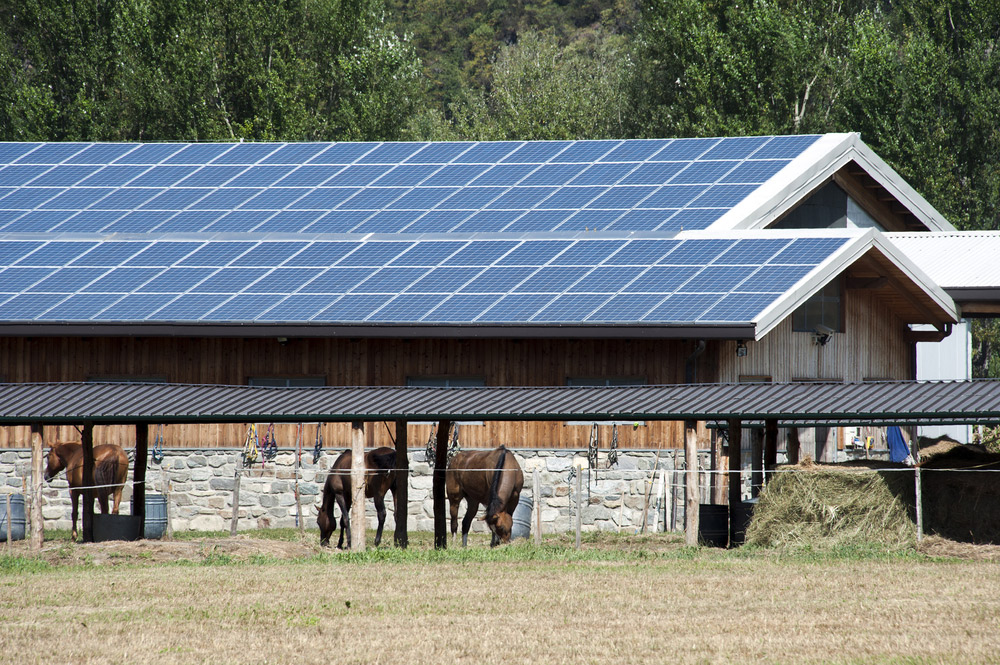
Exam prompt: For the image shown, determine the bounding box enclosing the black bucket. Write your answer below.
[698,504,729,547]
[511,494,532,540]
[730,500,757,547]
[93,514,142,542]
[131,493,168,540]
[0,495,25,541]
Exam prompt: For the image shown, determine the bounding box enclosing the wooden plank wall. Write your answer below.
[0,337,718,450]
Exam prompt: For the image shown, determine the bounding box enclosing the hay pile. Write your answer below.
[745,460,916,550]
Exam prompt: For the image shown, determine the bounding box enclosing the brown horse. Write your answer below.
[318,447,397,549]
[44,441,129,541]
[447,446,524,547]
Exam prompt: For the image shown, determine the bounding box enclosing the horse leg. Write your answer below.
[449,496,460,544]
[461,501,478,548]
[336,492,350,550]
[111,486,123,514]
[97,491,109,515]
[373,493,386,547]
[70,489,79,542]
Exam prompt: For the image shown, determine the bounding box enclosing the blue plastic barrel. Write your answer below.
[131,493,168,539]
[0,495,25,541]
[511,494,533,540]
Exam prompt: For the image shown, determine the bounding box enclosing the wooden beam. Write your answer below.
[845,276,888,290]
[684,420,699,547]
[832,170,908,231]
[350,420,365,552]
[393,420,409,549]
[81,422,95,543]
[904,329,952,343]
[134,424,148,538]
[764,419,778,481]
[29,423,44,553]
[787,427,800,465]
[728,419,742,547]
[433,420,452,550]
[751,428,763,499]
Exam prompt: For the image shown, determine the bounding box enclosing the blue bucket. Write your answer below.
[131,493,168,540]
[511,494,533,540]
[0,495,25,541]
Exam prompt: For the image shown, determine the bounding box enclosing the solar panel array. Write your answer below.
[0,136,819,235]
[0,136,851,327]
[0,236,849,324]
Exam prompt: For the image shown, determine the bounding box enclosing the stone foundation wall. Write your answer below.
[1,447,758,537]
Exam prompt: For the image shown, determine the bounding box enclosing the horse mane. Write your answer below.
[486,446,507,519]
[370,449,396,472]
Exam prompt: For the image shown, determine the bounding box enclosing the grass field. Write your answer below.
[1,531,999,664]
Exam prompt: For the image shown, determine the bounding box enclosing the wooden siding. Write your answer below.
[0,337,717,450]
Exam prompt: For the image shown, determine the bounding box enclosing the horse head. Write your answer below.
[485,511,513,544]
[43,446,66,482]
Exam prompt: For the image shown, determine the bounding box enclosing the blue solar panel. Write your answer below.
[2,210,74,232]
[691,184,757,207]
[295,187,363,209]
[533,294,608,321]
[557,209,619,231]
[248,210,320,233]
[454,142,522,164]
[0,293,67,318]
[443,241,518,266]
[501,142,572,163]
[605,209,675,231]
[91,188,163,210]
[210,143,281,165]
[552,240,626,265]
[661,240,735,265]
[190,188,262,210]
[699,292,776,321]
[140,187,208,210]
[78,165,147,187]
[752,135,820,159]
[70,243,150,266]
[600,139,672,163]
[585,186,656,209]
[260,143,328,164]
[471,164,537,186]
[159,211,228,232]
[661,208,727,230]
[389,241,464,266]
[124,242,202,267]
[324,165,391,186]
[519,164,587,186]
[15,242,96,266]
[41,187,116,210]
[514,266,589,292]
[128,166,198,187]
[373,164,438,186]
[15,143,87,164]
[720,160,789,184]
[101,210,170,233]
[405,142,474,164]
[177,242,255,266]
[226,165,296,187]
[155,294,230,320]
[652,138,719,161]
[479,294,555,321]
[54,210,126,233]
[422,164,489,186]
[671,161,736,185]
[571,163,637,186]
[387,187,457,210]
[358,143,425,164]
[274,165,343,186]
[679,266,756,292]
[550,141,618,163]
[737,265,813,292]
[305,210,370,233]
[458,266,533,293]
[569,266,644,292]
[437,186,505,209]
[311,143,378,164]
[352,210,423,233]
[66,143,140,165]
[204,294,284,321]
[243,268,323,293]
[588,294,668,322]
[0,143,42,164]
[139,268,216,293]
[605,240,681,265]
[404,210,470,232]
[352,267,428,293]
[283,243,357,267]
[163,144,235,165]
[716,239,792,265]
[536,186,606,209]
[256,295,334,321]
[0,267,55,291]
[770,237,849,263]
[0,187,64,209]
[504,209,572,232]
[240,188,309,209]
[29,269,105,294]
[92,293,174,320]
[635,185,701,209]
[112,143,184,164]
[83,268,162,292]
[624,266,700,292]
[337,242,412,266]
[486,188,552,210]
[318,294,389,320]
[644,293,723,321]
[298,267,374,293]
[29,165,100,186]
[618,162,685,186]
[452,210,522,232]
[177,166,246,187]
[231,242,308,267]
[421,294,497,322]
[43,293,122,319]
[700,137,770,160]
[370,294,445,321]
[0,165,49,186]
[405,267,480,293]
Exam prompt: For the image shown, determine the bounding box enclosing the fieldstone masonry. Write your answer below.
[0,447,772,537]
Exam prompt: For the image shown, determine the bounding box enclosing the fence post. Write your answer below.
[350,420,366,553]
[230,460,241,537]
[164,476,173,540]
[29,424,44,553]
[684,421,699,547]
[913,440,923,543]
[532,468,541,546]
[5,493,11,549]
[575,465,582,550]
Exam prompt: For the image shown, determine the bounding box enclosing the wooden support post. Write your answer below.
[787,427,800,465]
[134,424,148,538]
[81,422,95,543]
[163,477,173,540]
[230,460,241,537]
[751,428,763,498]
[295,431,303,536]
[913,438,923,543]
[575,465,582,550]
[393,420,409,549]
[684,420,699,547]
[711,429,724,504]
[5,494,11,549]
[433,420,451,550]
[350,420,366,553]
[728,419,743,547]
[764,419,778,483]
[29,423,44,553]
[533,468,541,546]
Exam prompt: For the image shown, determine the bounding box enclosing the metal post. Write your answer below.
[913,439,923,543]
[350,420,366,552]
[575,465,582,550]
[728,418,743,547]
[532,468,541,546]
[230,460,241,537]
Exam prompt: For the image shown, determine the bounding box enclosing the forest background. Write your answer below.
[2,0,999,374]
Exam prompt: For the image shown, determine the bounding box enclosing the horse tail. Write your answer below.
[94,458,121,495]
[486,446,507,519]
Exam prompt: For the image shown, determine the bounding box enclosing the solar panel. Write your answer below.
[140,268,216,293]
[43,293,122,319]
[700,136,770,160]
[78,165,147,187]
[310,143,378,164]
[422,294,497,322]
[15,242,96,266]
[533,294,609,321]
[92,293,174,320]
[0,165,49,186]
[600,139,671,163]
[352,210,423,233]
[3,210,74,232]
[228,166,301,187]
[193,269,269,294]
[257,295,335,321]
[370,294,445,321]
[83,268,162,293]
[243,268,323,293]
[0,267,56,291]
[0,293,67,318]
[30,165,100,186]
[205,294,284,321]
[128,166,198,187]
[405,267,480,293]
[155,294,230,320]
[165,210,232,232]
[66,143,140,165]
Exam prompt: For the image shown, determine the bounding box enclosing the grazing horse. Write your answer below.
[44,441,129,541]
[447,446,524,547]
[318,447,397,549]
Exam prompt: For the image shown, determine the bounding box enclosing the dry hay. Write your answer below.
[747,444,1000,549]
[745,459,916,550]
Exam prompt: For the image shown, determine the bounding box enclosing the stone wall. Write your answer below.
[1,447,748,537]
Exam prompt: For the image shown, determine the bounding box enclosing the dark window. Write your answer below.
[792,278,843,332]
[773,181,847,229]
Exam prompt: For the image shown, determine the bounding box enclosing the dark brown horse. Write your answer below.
[44,441,129,541]
[318,447,397,549]
[447,446,524,547]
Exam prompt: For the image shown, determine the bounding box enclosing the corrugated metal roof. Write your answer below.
[888,232,1000,292]
[0,380,998,426]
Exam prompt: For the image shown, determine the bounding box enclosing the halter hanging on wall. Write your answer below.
[151,424,165,464]
[608,423,619,469]
[261,423,278,463]
[242,423,259,468]
[312,424,323,464]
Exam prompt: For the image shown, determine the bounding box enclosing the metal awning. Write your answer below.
[0,379,998,426]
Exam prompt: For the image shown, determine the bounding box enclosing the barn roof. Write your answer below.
[0,136,958,338]
[0,379,996,426]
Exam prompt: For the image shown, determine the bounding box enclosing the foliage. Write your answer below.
[0,0,420,141]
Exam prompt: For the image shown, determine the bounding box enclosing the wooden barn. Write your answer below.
[0,133,966,459]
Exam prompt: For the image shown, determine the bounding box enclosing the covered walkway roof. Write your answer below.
[1,379,999,427]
